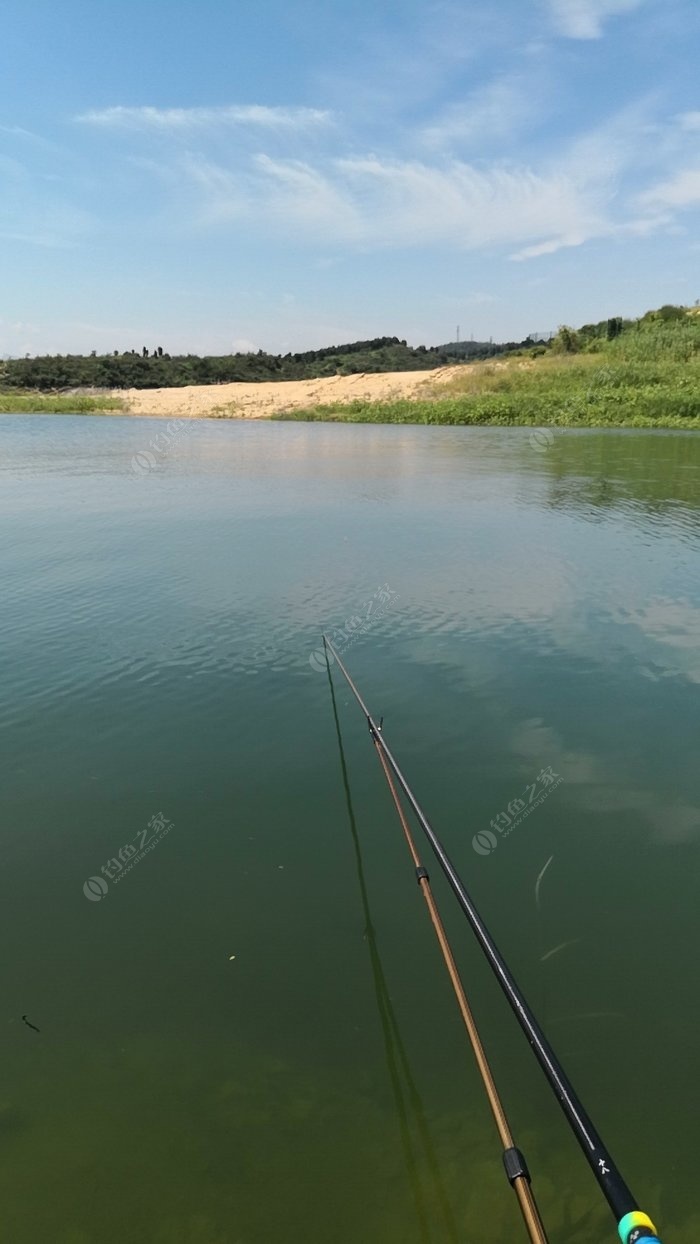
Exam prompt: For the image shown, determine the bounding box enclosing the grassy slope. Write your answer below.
[0,393,125,413]
[275,316,700,428]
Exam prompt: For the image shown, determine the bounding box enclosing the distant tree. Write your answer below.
[656,305,685,321]
[552,326,580,354]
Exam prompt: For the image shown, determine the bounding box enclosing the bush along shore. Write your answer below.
[0,392,125,413]
[275,308,700,429]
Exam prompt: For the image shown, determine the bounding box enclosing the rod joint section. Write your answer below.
[503,1146,531,1187]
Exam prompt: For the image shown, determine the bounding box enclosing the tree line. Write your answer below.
[1,335,532,391]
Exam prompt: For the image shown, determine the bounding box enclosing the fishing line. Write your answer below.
[326,656,460,1243]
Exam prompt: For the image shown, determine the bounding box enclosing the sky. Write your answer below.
[1,0,699,356]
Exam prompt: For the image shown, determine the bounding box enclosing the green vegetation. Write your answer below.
[0,392,125,413]
[0,335,527,392]
[3,303,699,428]
[277,307,700,428]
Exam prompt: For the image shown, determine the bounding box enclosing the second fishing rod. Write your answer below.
[323,634,662,1244]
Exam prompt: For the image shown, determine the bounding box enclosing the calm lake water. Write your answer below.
[1,415,698,1244]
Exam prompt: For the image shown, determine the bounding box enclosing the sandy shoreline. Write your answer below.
[112,365,465,419]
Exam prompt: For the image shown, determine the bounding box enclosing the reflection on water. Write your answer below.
[0,416,698,1241]
[326,658,460,1244]
[527,431,700,545]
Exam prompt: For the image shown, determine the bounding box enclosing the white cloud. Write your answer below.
[545,0,647,39]
[642,167,700,209]
[676,111,700,132]
[419,75,541,150]
[507,100,678,256]
[255,155,363,237]
[153,144,616,256]
[511,233,590,259]
[72,91,694,262]
[325,156,604,249]
[76,104,332,131]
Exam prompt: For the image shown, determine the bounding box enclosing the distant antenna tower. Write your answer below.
[456,325,460,344]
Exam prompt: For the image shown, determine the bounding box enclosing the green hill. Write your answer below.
[276,305,700,429]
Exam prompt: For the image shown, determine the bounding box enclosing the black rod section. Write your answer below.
[322,635,663,1244]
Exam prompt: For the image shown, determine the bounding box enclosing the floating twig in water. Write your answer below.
[21,1015,40,1034]
[535,854,554,910]
[540,939,581,963]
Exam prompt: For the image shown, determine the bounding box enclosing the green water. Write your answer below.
[1,416,698,1243]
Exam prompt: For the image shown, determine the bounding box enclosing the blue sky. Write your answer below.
[1,0,699,356]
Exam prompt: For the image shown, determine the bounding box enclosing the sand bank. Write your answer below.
[113,365,466,419]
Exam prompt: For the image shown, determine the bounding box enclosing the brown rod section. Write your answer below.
[373,740,548,1244]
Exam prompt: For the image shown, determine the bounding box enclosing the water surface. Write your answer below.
[1,416,698,1243]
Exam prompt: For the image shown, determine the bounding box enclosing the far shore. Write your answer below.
[2,345,698,429]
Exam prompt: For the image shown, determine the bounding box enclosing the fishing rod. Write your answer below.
[327,642,547,1241]
[322,634,663,1244]
[374,725,548,1242]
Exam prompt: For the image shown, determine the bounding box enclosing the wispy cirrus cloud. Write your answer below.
[172,148,609,256]
[181,100,667,259]
[418,75,544,151]
[76,103,333,131]
[544,0,649,39]
[69,91,698,266]
[641,167,700,209]
[676,111,700,133]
